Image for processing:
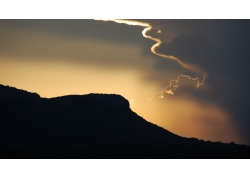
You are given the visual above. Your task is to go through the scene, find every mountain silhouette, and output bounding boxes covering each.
[0,84,249,158]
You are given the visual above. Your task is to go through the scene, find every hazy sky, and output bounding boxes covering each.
[1,19,250,144]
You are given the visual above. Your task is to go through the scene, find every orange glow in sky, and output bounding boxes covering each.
[143,96,241,143]
[1,56,239,143]
[0,19,242,144]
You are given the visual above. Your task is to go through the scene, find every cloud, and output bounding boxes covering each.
[93,19,250,144]
[140,20,250,144]
[0,22,154,71]
[95,19,206,75]
[95,19,209,103]
[160,74,206,96]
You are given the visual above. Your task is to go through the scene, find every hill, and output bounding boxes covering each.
[0,84,249,158]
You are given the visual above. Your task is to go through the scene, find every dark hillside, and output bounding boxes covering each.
[0,84,249,158]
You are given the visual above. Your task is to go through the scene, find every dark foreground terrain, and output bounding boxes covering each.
[0,84,249,158]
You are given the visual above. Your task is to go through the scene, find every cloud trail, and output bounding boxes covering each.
[142,26,206,75]
[94,19,149,27]
[94,19,207,98]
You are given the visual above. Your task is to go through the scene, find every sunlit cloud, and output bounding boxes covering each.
[162,74,207,96]
[94,19,149,27]
[93,19,241,143]
[94,19,207,98]
[142,26,206,75]
[95,19,206,74]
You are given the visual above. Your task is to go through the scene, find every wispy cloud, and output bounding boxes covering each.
[94,19,207,99]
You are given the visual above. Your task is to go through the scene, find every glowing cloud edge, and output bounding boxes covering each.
[94,19,207,99]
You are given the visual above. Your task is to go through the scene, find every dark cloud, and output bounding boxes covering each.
[1,19,147,45]
[142,20,250,144]
[0,19,159,71]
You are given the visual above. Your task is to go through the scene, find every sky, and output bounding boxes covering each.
[1,19,250,145]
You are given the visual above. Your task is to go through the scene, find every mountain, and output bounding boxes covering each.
[0,84,249,158]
